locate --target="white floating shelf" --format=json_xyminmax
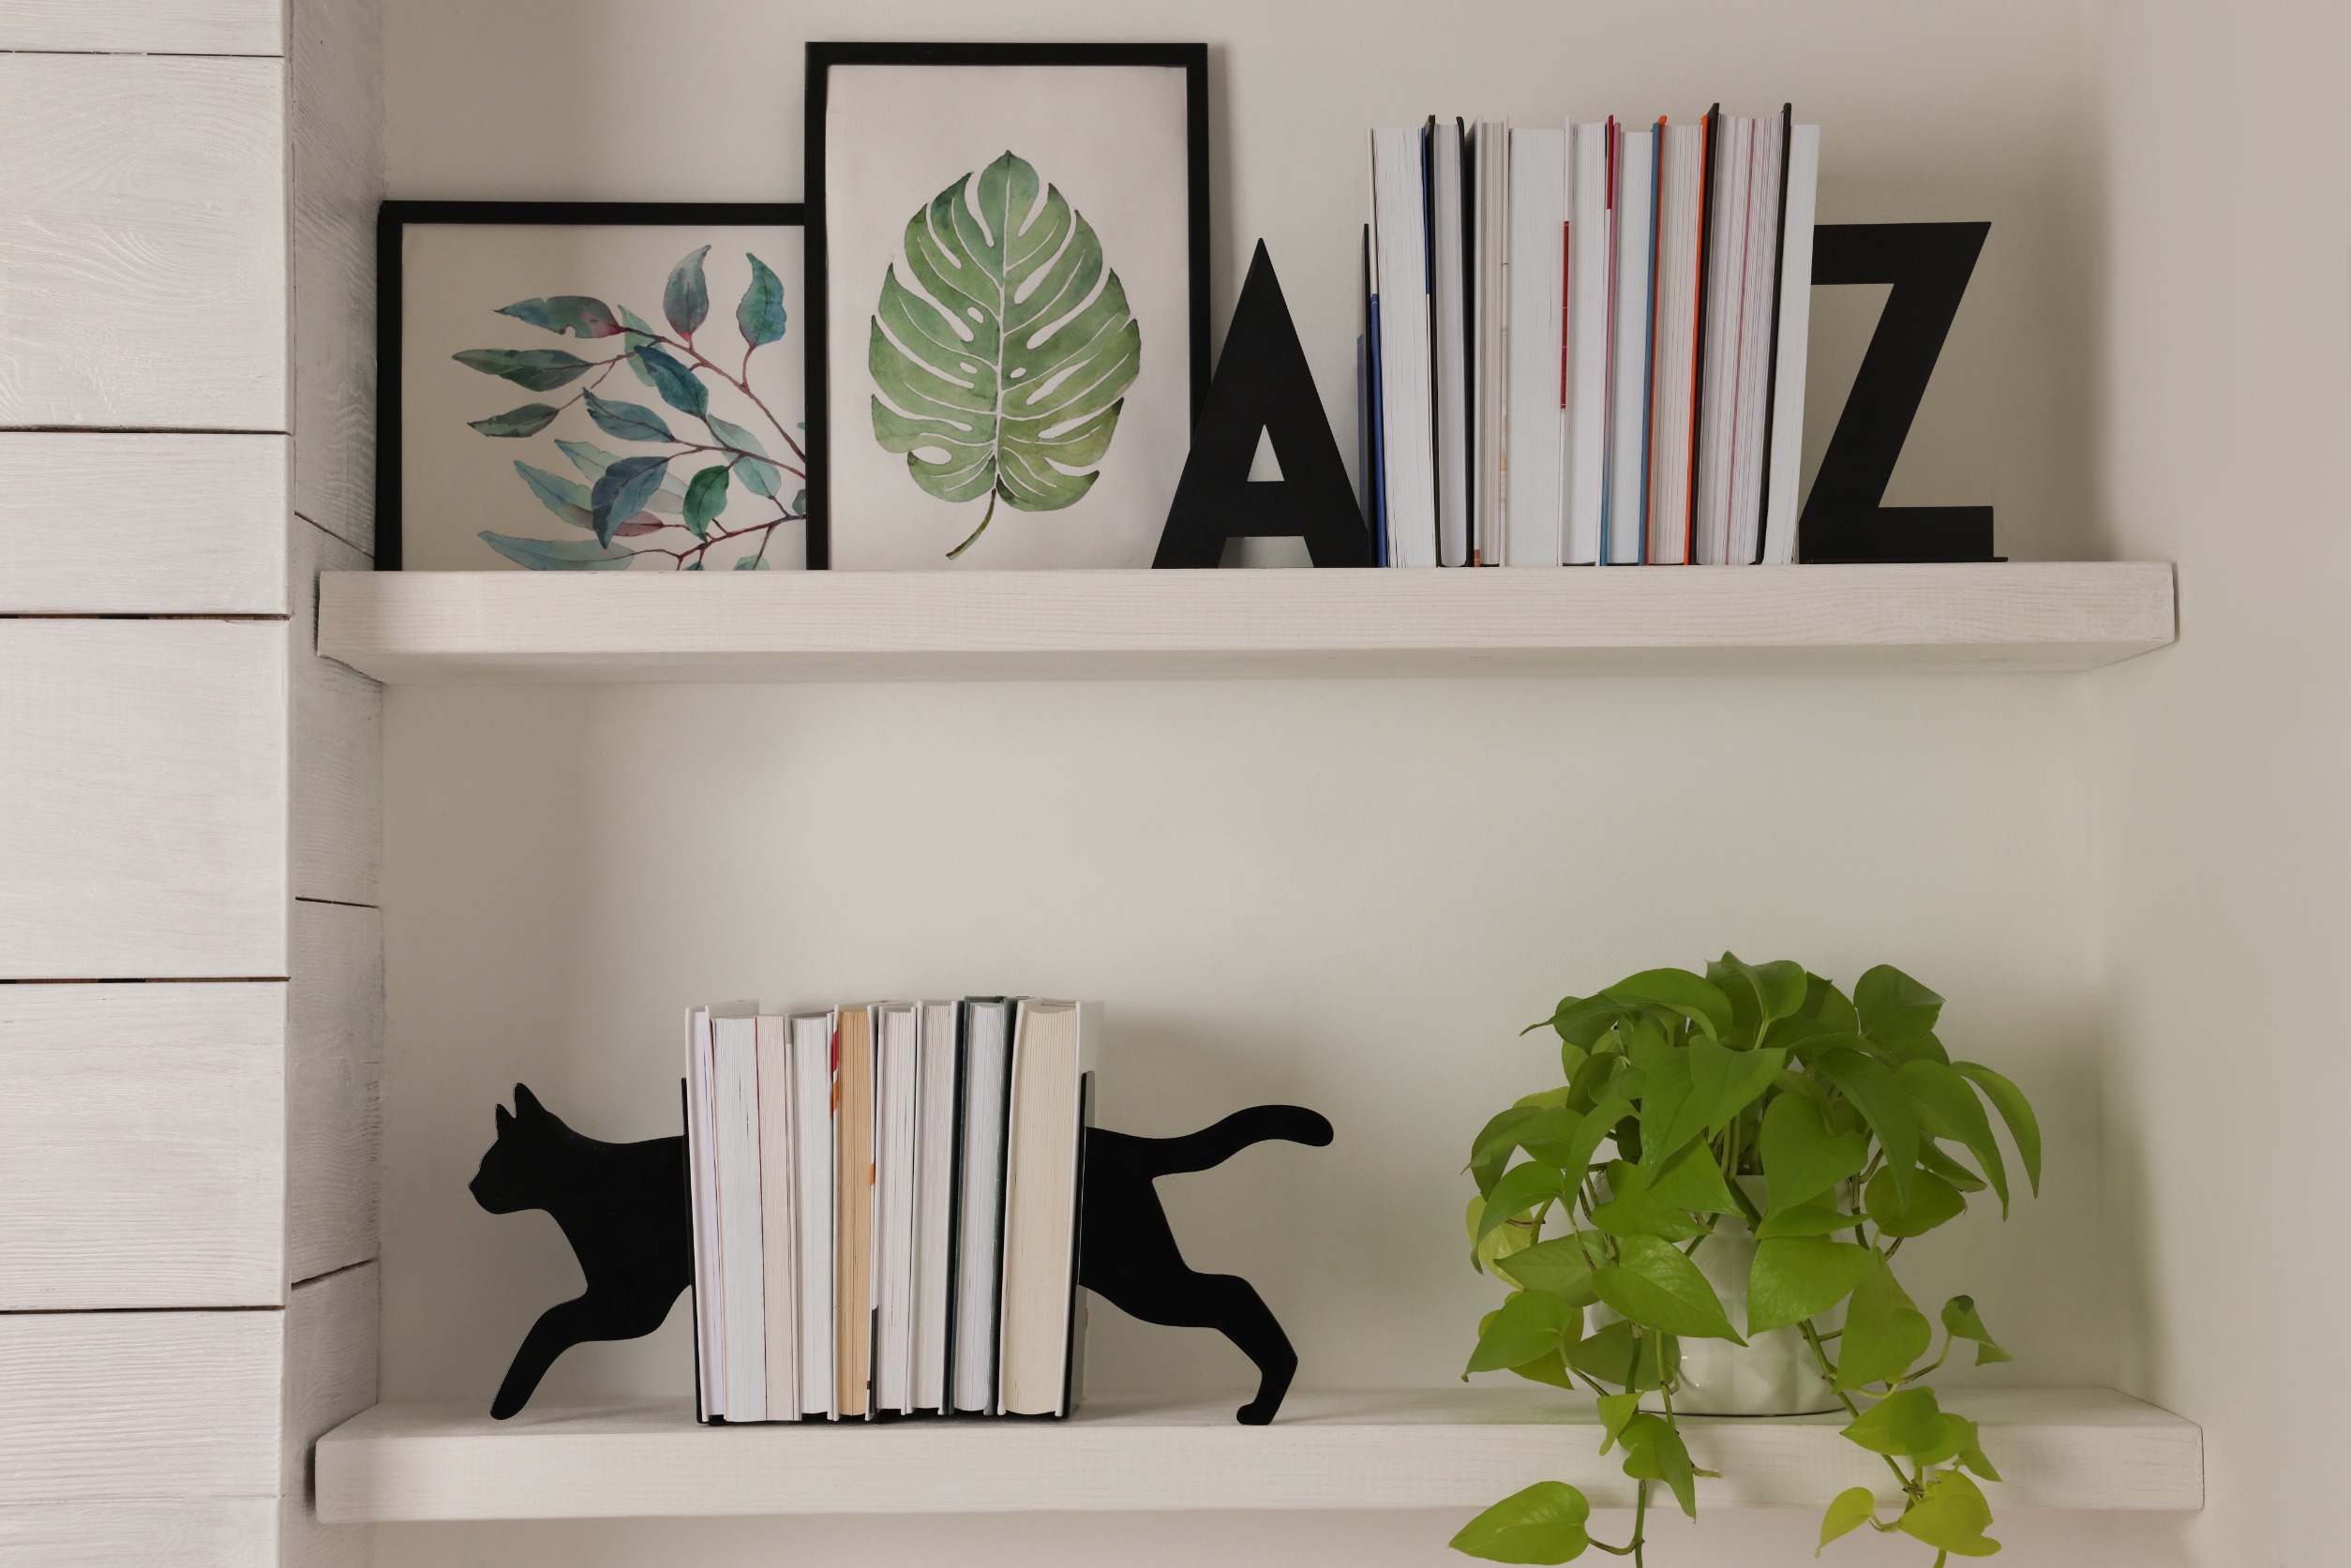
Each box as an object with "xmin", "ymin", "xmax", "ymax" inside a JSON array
[
  {"xmin": 317, "ymin": 563, "xmax": 2175, "ymax": 683},
  {"xmin": 314, "ymin": 1386, "xmax": 2200, "ymax": 1523}
]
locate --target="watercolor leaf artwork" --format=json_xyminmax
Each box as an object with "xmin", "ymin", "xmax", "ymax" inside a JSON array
[
  {"xmin": 455, "ymin": 246, "xmax": 806, "ymax": 570},
  {"xmin": 868, "ymin": 150, "xmax": 1142, "ymax": 558}
]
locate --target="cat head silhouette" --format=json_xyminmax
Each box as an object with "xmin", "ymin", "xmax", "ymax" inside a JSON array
[{"xmin": 470, "ymin": 1083, "xmax": 568, "ymax": 1214}]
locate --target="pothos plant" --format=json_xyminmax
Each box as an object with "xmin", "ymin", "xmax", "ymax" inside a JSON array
[
  {"xmin": 1455, "ymin": 957, "xmax": 2042, "ymax": 1567},
  {"xmin": 455, "ymin": 246, "xmax": 806, "ymax": 570}
]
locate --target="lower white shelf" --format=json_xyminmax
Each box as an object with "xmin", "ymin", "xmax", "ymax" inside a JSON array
[{"xmin": 313, "ymin": 1386, "xmax": 2200, "ymax": 1522}]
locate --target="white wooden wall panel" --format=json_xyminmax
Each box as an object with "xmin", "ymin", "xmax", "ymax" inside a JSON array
[
  {"xmin": 0, "ymin": 983, "xmax": 285, "ymax": 1309},
  {"xmin": 281, "ymin": 1264, "xmax": 377, "ymax": 1568},
  {"xmin": 0, "ymin": 0, "xmax": 283, "ymax": 56},
  {"xmin": 290, "ymin": 0, "xmax": 382, "ymax": 552},
  {"xmin": 0, "ymin": 433, "xmax": 288, "ymax": 615},
  {"xmin": 0, "ymin": 1309, "xmax": 281, "ymax": 1502},
  {"xmin": 0, "ymin": 620, "xmax": 289, "ymax": 978},
  {"xmin": 0, "ymin": 1501, "xmax": 276, "ymax": 1567},
  {"xmin": 293, "ymin": 519, "xmax": 382, "ymax": 905},
  {"xmin": 0, "ymin": 55, "xmax": 287, "ymax": 430},
  {"xmin": 289, "ymin": 903, "xmax": 382, "ymax": 1283}
]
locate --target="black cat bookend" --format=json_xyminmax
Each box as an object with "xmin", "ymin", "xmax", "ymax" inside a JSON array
[{"xmin": 472, "ymin": 1085, "xmax": 1334, "ymax": 1425}]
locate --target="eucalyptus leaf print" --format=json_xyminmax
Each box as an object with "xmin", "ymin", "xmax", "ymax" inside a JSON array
[
  {"xmin": 869, "ymin": 150, "xmax": 1143, "ymax": 559},
  {"xmin": 451, "ymin": 242, "xmax": 807, "ymax": 569}
]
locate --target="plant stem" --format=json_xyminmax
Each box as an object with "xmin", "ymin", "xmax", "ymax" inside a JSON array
[
  {"xmin": 947, "ymin": 491, "xmax": 999, "ymax": 559},
  {"xmin": 1799, "ymin": 1318, "xmax": 1916, "ymax": 1496}
]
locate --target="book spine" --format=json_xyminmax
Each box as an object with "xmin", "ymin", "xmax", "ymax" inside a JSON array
[{"xmin": 1753, "ymin": 102, "xmax": 1796, "ymax": 565}]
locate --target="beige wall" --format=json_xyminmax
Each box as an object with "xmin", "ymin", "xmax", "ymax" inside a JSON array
[{"xmin": 373, "ymin": 0, "xmax": 2252, "ymax": 1563}]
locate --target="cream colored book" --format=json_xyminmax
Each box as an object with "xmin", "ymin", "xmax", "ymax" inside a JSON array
[
  {"xmin": 754, "ymin": 1013, "xmax": 795, "ymax": 1421},
  {"xmin": 833, "ymin": 1004, "xmax": 876, "ymax": 1419},
  {"xmin": 996, "ymin": 999, "xmax": 1100, "ymax": 1417}
]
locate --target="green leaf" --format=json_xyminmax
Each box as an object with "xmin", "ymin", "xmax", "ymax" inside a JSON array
[
  {"xmin": 1817, "ymin": 1487, "xmax": 1877, "ymax": 1553},
  {"xmin": 1636, "ymin": 1049, "xmax": 1707, "ymax": 1172},
  {"xmin": 1603, "ymin": 968, "xmax": 1733, "ymax": 1039},
  {"xmin": 468, "ymin": 402, "xmax": 561, "ymax": 438},
  {"xmin": 1470, "ymin": 1195, "xmax": 1538, "ymax": 1276},
  {"xmin": 452, "ymin": 347, "xmax": 595, "ymax": 391},
  {"xmin": 495, "ymin": 294, "xmax": 624, "ymax": 338},
  {"xmin": 514, "ymin": 462, "xmax": 593, "ymax": 530},
  {"xmin": 707, "ymin": 412, "xmax": 783, "ymax": 497},
  {"xmin": 555, "ymin": 439, "xmax": 621, "ymax": 478},
  {"xmin": 732, "ymin": 553, "xmax": 767, "ymax": 569},
  {"xmin": 1548, "ymin": 993, "xmax": 1635, "ymax": 1050},
  {"xmin": 1689, "ymin": 1037, "xmax": 1785, "ymax": 1137},
  {"xmin": 1954, "ymin": 1062, "xmax": 2042, "ymax": 1197},
  {"xmin": 1493, "ymin": 1236, "xmax": 1601, "ymax": 1307},
  {"xmin": 1505, "ymin": 1346, "xmax": 1580, "ymax": 1390},
  {"xmin": 1755, "ymin": 1198, "xmax": 1862, "ymax": 1239},
  {"xmin": 1592, "ymin": 1159, "xmax": 1707, "ymax": 1242},
  {"xmin": 1760, "ymin": 1093, "xmax": 1869, "ymax": 1212},
  {"xmin": 1643, "ymin": 1140, "xmax": 1742, "ymax": 1217},
  {"xmin": 590, "ymin": 455, "xmax": 669, "ymax": 547},
  {"xmin": 682, "ymin": 465, "xmax": 730, "ymax": 541},
  {"xmin": 636, "ymin": 343, "xmax": 711, "ymax": 418},
  {"xmin": 787, "ymin": 487, "xmax": 807, "ymax": 515},
  {"xmin": 1817, "ymin": 1049, "xmax": 1920, "ymax": 1205},
  {"xmin": 1617, "ymin": 1412, "xmax": 1700, "ymax": 1518},
  {"xmin": 870, "ymin": 150, "xmax": 1141, "ymax": 528},
  {"xmin": 477, "ymin": 530, "xmax": 631, "ymax": 570},
  {"xmin": 1919, "ymin": 1141, "xmax": 1989, "ymax": 1193},
  {"xmin": 1864, "ymin": 1167, "xmax": 1965, "ymax": 1237},
  {"xmin": 1855, "ymin": 964, "xmax": 1943, "ymax": 1049},
  {"xmin": 1940, "ymin": 1294, "xmax": 2014, "ymax": 1366},
  {"xmin": 1467, "ymin": 1290, "xmax": 1580, "ymax": 1374},
  {"xmin": 582, "ymin": 390, "xmax": 676, "ymax": 444},
  {"xmin": 1801, "ymin": 974, "xmax": 1861, "ymax": 1033},
  {"xmin": 1448, "ymin": 1481, "xmax": 1592, "ymax": 1563},
  {"xmin": 1901, "ymin": 1060, "xmax": 2010, "ymax": 1215},
  {"xmin": 1836, "ymin": 1255, "xmax": 1932, "ymax": 1390},
  {"xmin": 1475, "ymin": 1161, "xmax": 1567, "ymax": 1247},
  {"xmin": 1470, "ymin": 1108, "xmax": 1541, "ymax": 1194},
  {"xmin": 1595, "ymin": 1392, "xmax": 1641, "ymax": 1454},
  {"xmin": 1591, "ymin": 1233, "xmax": 1743, "ymax": 1342},
  {"xmin": 1896, "ymin": 1470, "xmax": 2000, "ymax": 1557},
  {"xmin": 1558, "ymin": 1074, "xmax": 1640, "ymax": 1181},
  {"xmin": 738, "ymin": 253, "xmax": 786, "ymax": 348},
  {"xmin": 1840, "ymin": 1386, "xmax": 1945, "ymax": 1456},
  {"xmin": 1745, "ymin": 1236, "xmax": 1878, "ymax": 1333},
  {"xmin": 665, "ymin": 246, "xmax": 712, "ymax": 338},
  {"xmin": 1564, "ymin": 1320, "xmax": 1676, "ymax": 1391}
]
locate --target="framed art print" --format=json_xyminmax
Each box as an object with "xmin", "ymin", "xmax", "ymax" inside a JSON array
[
  {"xmin": 378, "ymin": 202, "xmax": 807, "ymax": 571},
  {"xmin": 807, "ymin": 43, "xmax": 1208, "ymax": 569}
]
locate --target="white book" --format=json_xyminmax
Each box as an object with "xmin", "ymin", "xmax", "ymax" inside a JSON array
[
  {"xmin": 712, "ymin": 1014, "xmax": 767, "ymax": 1422},
  {"xmin": 872, "ymin": 1002, "xmax": 920, "ymax": 1416},
  {"xmin": 1472, "ymin": 118, "xmax": 1510, "ymax": 564},
  {"xmin": 1728, "ymin": 112, "xmax": 1787, "ymax": 566},
  {"xmin": 1646, "ymin": 121, "xmax": 1708, "ymax": 565},
  {"xmin": 1761, "ymin": 122, "xmax": 1820, "ymax": 566},
  {"xmin": 1503, "ymin": 126, "xmax": 1564, "ymax": 566},
  {"xmin": 789, "ymin": 1010, "xmax": 835, "ymax": 1418},
  {"xmin": 684, "ymin": 1007, "xmax": 725, "ymax": 1419},
  {"xmin": 1693, "ymin": 116, "xmax": 1755, "ymax": 565},
  {"xmin": 912, "ymin": 999, "xmax": 961, "ymax": 1413},
  {"xmin": 950, "ymin": 997, "xmax": 1015, "ymax": 1414},
  {"xmin": 996, "ymin": 1000, "xmax": 1101, "ymax": 1417},
  {"xmin": 1429, "ymin": 117, "xmax": 1471, "ymax": 568},
  {"xmin": 1563, "ymin": 121, "xmax": 1610, "ymax": 566},
  {"xmin": 754, "ymin": 1013, "xmax": 795, "ymax": 1421},
  {"xmin": 1605, "ymin": 123, "xmax": 1656, "ymax": 566},
  {"xmin": 1370, "ymin": 127, "xmax": 1438, "ymax": 567}
]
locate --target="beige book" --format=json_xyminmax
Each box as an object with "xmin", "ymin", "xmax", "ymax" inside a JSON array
[
  {"xmin": 833, "ymin": 1004, "xmax": 876, "ymax": 1419},
  {"xmin": 996, "ymin": 999, "xmax": 1096, "ymax": 1416},
  {"xmin": 755, "ymin": 1013, "xmax": 795, "ymax": 1421}
]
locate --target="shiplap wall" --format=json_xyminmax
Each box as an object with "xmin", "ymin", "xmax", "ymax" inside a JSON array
[{"xmin": 0, "ymin": 0, "xmax": 384, "ymax": 1561}]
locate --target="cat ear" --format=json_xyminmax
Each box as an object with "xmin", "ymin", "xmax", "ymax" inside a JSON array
[
  {"xmin": 514, "ymin": 1083, "xmax": 544, "ymax": 1118},
  {"xmin": 495, "ymin": 1103, "xmax": 516, "ymax": 1134}
]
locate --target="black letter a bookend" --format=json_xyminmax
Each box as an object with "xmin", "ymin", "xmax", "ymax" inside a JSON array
[{"xmin": 1154, "ymin": 242, "xmax": 1371, "ymax": 568}]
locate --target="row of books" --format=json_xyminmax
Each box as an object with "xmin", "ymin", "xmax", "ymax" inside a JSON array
[
  {"xmin": 682, "ymin": 998, "xmax": 1098, "ymax": 1423},
  {"xmin": 1360, "ymin": 107, "xmax": 1821, "ymax": 568}
]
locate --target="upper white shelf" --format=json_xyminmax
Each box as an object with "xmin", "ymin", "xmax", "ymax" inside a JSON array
[
  {"xmin": 313, "ymin": 1386, "xmax": 2199, "ymax": 1523},
  {"xmin": 316, "ymin": 562, "xmax": 2176, "ymax": 683}
]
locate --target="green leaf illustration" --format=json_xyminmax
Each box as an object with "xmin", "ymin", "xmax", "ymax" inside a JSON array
[
  {"xmin": 666, "ymin": 246, "xmax": 711, "ymax": 338},
  {"xmin": 496, "ymin": 295, "xmax": 624, "ymax": 338},
  {"xmin": 590, "ymin": 455, "xmax": 669, "ymax": 547},
  {"xmin": 733, "ymin": 554, "xmax": 768, "ymax": 569},
  {"xmin": 558, "ymin": 439, "xmax": 685, "ymax": 513},
  {"xmin": 706, "ymin": 412, "xmax": 781, "ymax": 497},
  {"xmin": 868, "ymin": 149, "xmax": 1141, "ymax": 557},
  {"xmin": 617, "ymin": 304, "xmax": 660, "ymax": 384},
  {"xmin": 583, "ymin": 390, "xmax": 677, "ymax": 444},
  {"xmin": 636, "ymin": 343, "xmax": 710, "ymax": 418},
  {"xmin": 683, "ymin": 465, "xmax": 729, "ymax": 540},
  {"xmin": 478, "ymin": 531, "xmax": 631, "ymax": 570},
  {"xmin": 514, "ymin": 462, "xmax": 592, "ymax": 530},
  {"xmin": 469, "ymin": 402, "xmax": 561, "ymax": 438},
  {"xmin": 738, "ymin": 254, "xmax": 786, "ymax": 348},
  {"xmin": 453, "ymin": 348, "xmax": 595, "ymax": 391}
]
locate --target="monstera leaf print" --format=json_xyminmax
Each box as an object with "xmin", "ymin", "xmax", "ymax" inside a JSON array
[{"xmin": 869, "ymin": 150, "xmax": 1143, "ymax": 558}]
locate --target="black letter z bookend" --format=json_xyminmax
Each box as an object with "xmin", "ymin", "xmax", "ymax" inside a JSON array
[{"xmin": 1154, "ymin": 242, "xmax": 1371, "ymax": 567}]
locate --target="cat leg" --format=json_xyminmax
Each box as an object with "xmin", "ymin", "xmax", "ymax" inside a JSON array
[
  {"xmin": 490, "ymin": 1295, "xmax": 601, "ymax": 1419},
  {"xmin": 1096, "ymin": 1270, "xmax": 1298, "ymax": 1426}
]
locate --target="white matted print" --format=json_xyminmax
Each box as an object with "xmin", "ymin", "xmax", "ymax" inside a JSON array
[
  {"xmin": 395, "ymin": 217, "xmax": 806, "ymax": 571},
  {"xmin": 820, "ymin": 60, "xmax": 1198, "ymax": 569}
]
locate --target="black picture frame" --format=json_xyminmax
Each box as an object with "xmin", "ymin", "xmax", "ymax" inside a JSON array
[
  {"xmin": 803, "ymin": 41, "xmax": 1211, "ymax": 570},
  {"xmin": 374, "ymin": 200, "xmax": 805, "ymax": 571}
]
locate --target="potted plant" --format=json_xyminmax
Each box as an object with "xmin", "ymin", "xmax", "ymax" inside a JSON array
[{"xmin": 1454, "ymin": 956, "xmax": 2041, "ymax": 1566}]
